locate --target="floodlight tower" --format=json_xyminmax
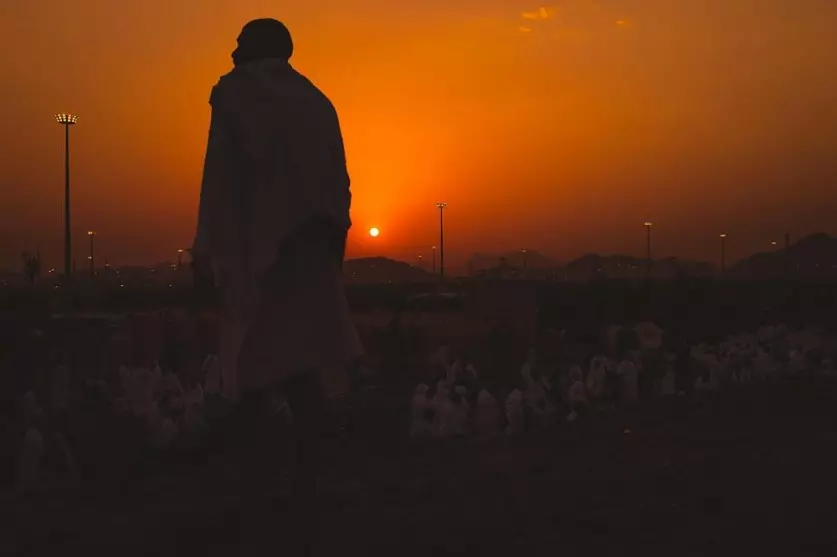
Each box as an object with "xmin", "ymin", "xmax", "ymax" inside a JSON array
[{"xmin": 55, "ymin": 113, "xmax": 79, "ymax": 278}]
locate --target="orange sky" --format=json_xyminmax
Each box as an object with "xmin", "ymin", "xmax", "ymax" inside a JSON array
[{"xmin": 2, "ymin": 0, "xmax": 837, "ymax": 271}]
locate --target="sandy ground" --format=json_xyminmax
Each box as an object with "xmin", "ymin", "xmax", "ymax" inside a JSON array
[{"xmin": 8, "ymin": 379, "xmax": 837, "ymax": 556}]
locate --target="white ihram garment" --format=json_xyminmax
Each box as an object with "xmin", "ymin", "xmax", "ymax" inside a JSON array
[
  {"xmin": 193, "ymin": 59, "xmax": 360, "ymax": 401},
  {"xmin": 18, "ymin": 427, "xmax": 45, "ymax": 492},
  {"xmin": 660, "ymin": 370, "xmax": 676, "ymax": 396},
  {"xmin": 410, "ymin": 384, "xmax": 433, "ymax": 438},
  {"xmin": 475, "ymin": 388, "xmax": 500, "ymax": 437},
  {"xmin": 202, "ymin": 354, "xmax": 222, "ymax": 396},
  {"xmin": 568, "ymin": 380, "xmax": 587, "ymax": 406},
  {"xmin": 505, "ymin": 389, "xmax": 524, "ymax": 435},
  {"xmin": 587, "ymin": 356, "xmax": 609, "ymax": 399},
  {"xmin": 618, "ymin": 360, "xmax": 639, "ymax": 403}
]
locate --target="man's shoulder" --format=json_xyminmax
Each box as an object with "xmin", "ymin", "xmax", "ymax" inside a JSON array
[
  {"xmin": 209, "ymin": 68, "xmax": 247, "ymax": 104},
  {"xmin": 215, "ymin": 66, "xmax": 248, "ymax": 86},
  {"xmin": 292, "ymin": 69, "xmax": 337, "ymax": 110}
]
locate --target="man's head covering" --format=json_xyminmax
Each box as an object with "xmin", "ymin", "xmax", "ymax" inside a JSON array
[{"xmin": 232, "ymin": 18, "xmax": 294, "ymax": 67}]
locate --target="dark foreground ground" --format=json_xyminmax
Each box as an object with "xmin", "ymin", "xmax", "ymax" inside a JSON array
[{"xmin": 8, "ymin": 379, "xmax": 837, "ymax": 556}]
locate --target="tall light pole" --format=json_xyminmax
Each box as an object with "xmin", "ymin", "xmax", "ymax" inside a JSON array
[
  {"xmin": 431, "ymin": 245, "xmax": 437, "ymax": 274},
  {"xmin": 177, "ymin": 248, "xmax": 184, "ymax": 269},
  {"xmin": 436, "ymin": 202, "xmax": 447, "ymax": 280},
  {"xmin": 521, "ymin": 249, "xmax": 529, "ymax": 272},
  {"xmin": 643, "ymin": 222, "xmax": 653, "ymax": 278},
  {"xmin": 55, "ymin": 113, "xmax": 79, "ymax": 279},
  {"xmin": 720, "ymin": 233, "xmax": 727, "ymax": 274},
  {"xmin": 87, "ymin": 230, "xmax": 95, "ymax": 278}
]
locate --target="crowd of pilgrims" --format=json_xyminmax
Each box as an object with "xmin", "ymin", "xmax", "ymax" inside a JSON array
[
  {"xmin": 410, "ymin": 322, "xmax": 836, "ymax": 439},
  {"xmin": 6, "ymin": 310, "xmax": 836, "ymax": 495}
]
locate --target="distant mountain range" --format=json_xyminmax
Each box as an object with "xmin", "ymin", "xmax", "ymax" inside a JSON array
[
  {"xmin": 562, "ymin": 253, "xmax": 716, "ymax": 279},
  {"xmin": 345, "ymin": 233, "xmax": 837, "ymax": 282},
  {"xmin": 731, "ymin": 233, "xmax": 837, "ymax": 277},
  {"xmin": 6, "ymin": 234, "xmax": 835, "ymax": 286},
  {"xmin": 343, "ymin": 256, "xmax": 435, "ymax": 283},
  {"xmin": 467, "ymin": 250, "xmax": 556, "ymax": 274}
]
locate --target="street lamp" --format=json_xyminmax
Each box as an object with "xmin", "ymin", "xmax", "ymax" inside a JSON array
[
  {"xmin": 55, "ymin": 113, "xmax": 79, "ymax": 279},
  {"xmin": 177, "ymin": 248, "xmax": 184, "ymax": 269},
  {"xmin": 87, "ymin": 230, "xmax": 95, "ymax": 278},
  {"xmin": 643, "ymin": 222, "xmax": 653, "ymax": 278},
  {"xmin": 436, "ymin": 202, "xmax": 447, "ymax": 280},
  {"xmin": 521, "ymin": 249, "xmax": 529, "ymax": 271},
  {"xmin": 432, "ymin": 245, "xmax": 437, "ymax": 274},
  {"xmin": 720, "ymin": 234, "xmax": 727, "ymax": 274}
]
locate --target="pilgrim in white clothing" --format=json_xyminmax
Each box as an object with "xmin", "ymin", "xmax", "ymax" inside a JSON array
[
  {"xmin": 505, "ymin": 389, "xmax": 525, "ymax": 435},
  {"xmin": 193, "ymin": 19, "xmax": 361, "ymax": 402},
  {"xmin": 586, "ymin": 356, "xmax": 609, "ymax": 400},
  {"xmin": 410, "ymin": 384, "xmax": 434, "ymax": 439},
  {"xmin": 193, "ymin": 23, "xmax": 362, "ymax": 548},
  {"xmin": 475, "ymin": 388, "xmax": 500, "ymax": 437},
  {"xmin": 617, "ymin": 359, "xmax": 639, "ymax": 403}
]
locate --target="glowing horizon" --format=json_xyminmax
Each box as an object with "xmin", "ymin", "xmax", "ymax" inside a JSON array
[{"xmin": 2, "ymin": 0, "xmax": 837, "ymax": 270}]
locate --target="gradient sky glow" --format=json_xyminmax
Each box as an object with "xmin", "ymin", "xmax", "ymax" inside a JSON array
[{"xmin": 2, "ymin": 0, "xmax": 837, "ymax": 269}]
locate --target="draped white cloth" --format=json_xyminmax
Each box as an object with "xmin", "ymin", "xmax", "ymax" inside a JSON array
[
  {"xmin": 193, "ymin": 59, "xmax": 359, "ymax": 401},
  {"xmin": 520, "ymin": 361, "xmax": 535, "ymax": 385},
  {"xmin": 587, "ymin": 356, "xmax": 609, "ymax": 399},
  {"xmin": 449, "ymin": 360, "xmax": 477, "ymax": 384},
  {"xmin": 151, "ymin": 418, "xmax": 180, "ymax": 449},
  {"xmin": 604, "ymin": 325, "xmax": 622, "ymax": 353},
  {"xmin": 181, "ymin": 384, "xmax": 206, "ymax": 434},
  {"xmin": 18, "ymin": 427, "xmax": 45, "ymax": 492},
  {"xmin": 475, "ymin": 388, "xmax": 500, "ymax": 437},
  {"xmin": 161, "ymin": 372, "xmax": 184, "ymax": 398},
  {"xmin": 568, "ymin": 383, "xmax": 587, "ymax": 409},
  {"xmin": 505, "ymin": 389, "xmax": 524, "ymax": 435},
  {"xmin": 433, "ymin": 385, "xmax": 468, "ymax": 438},
  {"xmin": 617, "ymin": 360, "xmax": 639, "ymax": 403},
  {"xmin": 660, "ymin": 368, "xmax": 677, "ymax": 396},
  {"xmin": 410, "ymin": 384, "xmax": 434, "ymax": 438},
  {"xmin": 22, "ymin": 391, "xmax": 41, "ymax": 423},
  {"xmin": 50, "ymin": 365, "xmax": 70, "ymax": 413},
  {"xmin": 433, "ymin": 345, "xmax": 453, "ymax": 372},
  {"xmin": 129, "ymin": 367, "xmax": 158, "ymax": 422},
  {"xmin": 449, "ymin": 386, "xmax": 471, "ymax": 436},
  {"xmin": 635, "ymin": 321, "xmax": 663, "ymax": 350},
  {"xmin": 202, "ymin": 354, "xmax": 223, "ymax": 396},
  {"xmin": 788, "ymin": 350, "xmax": 806, "ymax": 376}
]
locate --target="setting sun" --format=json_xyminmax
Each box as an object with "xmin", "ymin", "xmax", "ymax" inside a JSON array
[
  {"xmin": 1, "ymin": 1, "xmax": 837, "ymax": 269},
  {"xmin": 369, "ymin": 227, "xmax": 380, "ymax": 238}
]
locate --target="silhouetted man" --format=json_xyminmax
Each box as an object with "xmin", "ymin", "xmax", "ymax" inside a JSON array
[{"xmin": 192, "ymin": 18, "xmax": 362, "ymax": 551}]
